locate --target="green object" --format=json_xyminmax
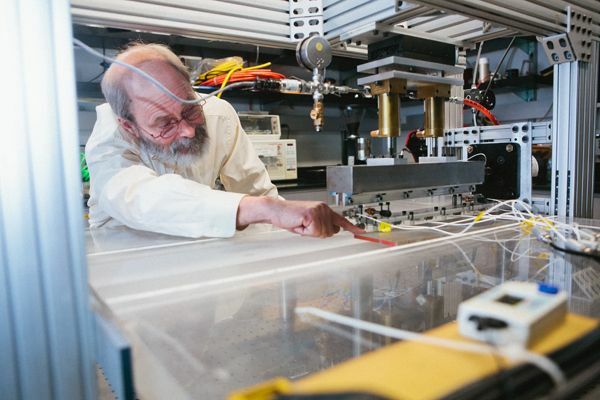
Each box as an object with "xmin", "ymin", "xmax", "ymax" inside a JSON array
[{"xmin": 80, "ymin": 152, "xmax": 90, "ymax": 182}]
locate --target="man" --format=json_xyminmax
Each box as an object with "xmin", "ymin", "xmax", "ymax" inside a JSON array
[{"xmin": 86, "ymin": 42, "xmax": 361, "ymax": 238}]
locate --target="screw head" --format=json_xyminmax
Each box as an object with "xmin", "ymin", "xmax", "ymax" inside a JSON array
[
  {"xmin": 467, "ymin": 145, "xmax": 474, "ymax": 154},
  {"xmin": 506, "ymin": 144, "xmax": 514, "ymax": 152}
]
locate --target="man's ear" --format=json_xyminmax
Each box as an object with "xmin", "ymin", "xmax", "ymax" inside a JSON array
[{"xmin": 117, "ymin": 117, "xmax": 138, "ymax": 138}]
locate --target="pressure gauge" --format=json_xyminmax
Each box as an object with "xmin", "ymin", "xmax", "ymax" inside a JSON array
[{"xmin": 296, "ymin": 35, "xmax": 332, "ymax": 71}]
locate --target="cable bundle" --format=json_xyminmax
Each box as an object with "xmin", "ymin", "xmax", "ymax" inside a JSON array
[
  {"xmin": 355, "ymin": 198, "xmax": 600, "ymax": 263},
  {"xmin": 196, "ymin": 60, "xmax": 285, "ymax": 98},
  {"xmin": 199, "ymin": 68, "xmax": 285, "ymax": 87},
  {"xmin": 195, "ymin": 58, "xmax": 243, "ymax": 83}
]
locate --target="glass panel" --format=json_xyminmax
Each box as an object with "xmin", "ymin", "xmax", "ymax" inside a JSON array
[{"xmin": 88, "ymin": 220, "xmax": 600, "ymax": 399}]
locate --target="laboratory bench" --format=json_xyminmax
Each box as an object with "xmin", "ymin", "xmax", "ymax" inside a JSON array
[{"xmin": 86, "ymin": 216, "xmax": 600, "ymax": 399}]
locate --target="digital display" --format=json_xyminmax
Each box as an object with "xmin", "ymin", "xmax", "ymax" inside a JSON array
[{"xmin": 496, "ymin": 294, "xmax": 523, "ymax": 305}]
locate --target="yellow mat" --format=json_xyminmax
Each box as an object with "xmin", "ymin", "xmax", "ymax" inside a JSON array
[{"xmin": 230, "ymin": 313, "xmax": 598, "ymax": 400}]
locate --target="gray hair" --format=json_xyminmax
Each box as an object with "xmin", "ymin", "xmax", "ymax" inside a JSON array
[{"xmin": 101, "ymin": 42, "xmax": 190, "ymax": 121}]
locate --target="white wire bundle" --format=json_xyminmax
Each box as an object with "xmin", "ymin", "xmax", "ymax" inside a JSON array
[
  {"xmin": 357, "ymin": 199, "xmax": 600, "ymax": 252},
  {"xmin": 355, "ymin": 198, "xmax": 600, "ymax": 284},
  {"xmin": 294, "ymin": 201, "xmax": 592, "ymax": 390},
  {"xmin": 296, "ymin": 306, "xmax": 566, "ymax": 388}
]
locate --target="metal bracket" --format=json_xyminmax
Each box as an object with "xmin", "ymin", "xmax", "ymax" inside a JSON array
[
  {"xmin": 542, "ymin": 5, "xmax": 596, "ymax": 65},
  {"xmin": 565, "ymin": 5, "xmax": 596, "ymax": 62},
  {"xmin": 542, "ymin": 33, "xmax": 578, "ymax": 65},
  {"xmin": 289, "ymin": 0, "xmax": 324, "ymax": 41}
]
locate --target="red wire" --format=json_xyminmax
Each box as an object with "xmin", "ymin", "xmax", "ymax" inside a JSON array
[
  {"xmin": 405, "ymin": 129, "xmax": 418, "ymax": 147},
  {"xmin": 200, "ymin": 70, "xmax": 286, "ymax": 86},
  {"xmin": 464, "ymin": 98, "xmax": 499, "ymax": 125}
]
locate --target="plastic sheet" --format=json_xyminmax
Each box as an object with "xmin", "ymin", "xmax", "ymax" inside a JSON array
[{"xmin": 87, "ymin": 221, "xmax": 600, "ymax": 399}]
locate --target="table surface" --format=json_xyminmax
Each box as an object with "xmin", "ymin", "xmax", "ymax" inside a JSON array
[{"xmin": 86, "ymin": 219, "xmax": 600, "ymax": 400}]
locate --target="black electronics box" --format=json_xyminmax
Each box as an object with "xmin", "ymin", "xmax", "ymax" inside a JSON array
[{"xmin": 368, "ymin": 35, "xmax": 456, "ymax": 65}]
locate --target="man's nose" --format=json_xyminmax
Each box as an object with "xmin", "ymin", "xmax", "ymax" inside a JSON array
[{"xmin": 179, "ymin": 120, "xmax": 196, "ymax": 138}]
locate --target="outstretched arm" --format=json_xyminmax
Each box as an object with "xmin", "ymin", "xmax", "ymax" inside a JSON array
[{"xmin": 237, "ymin": 196, "xmax": 364, "ymax": 238}]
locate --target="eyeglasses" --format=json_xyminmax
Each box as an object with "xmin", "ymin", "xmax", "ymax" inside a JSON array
[{"xmin": 140, "ymin": 105, "xmax": 204, "ymax": 139}]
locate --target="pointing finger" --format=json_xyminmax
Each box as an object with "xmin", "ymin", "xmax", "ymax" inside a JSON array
[{"xmin": 333, "ymin": 213, "xmax": 366, "ymax": 234}]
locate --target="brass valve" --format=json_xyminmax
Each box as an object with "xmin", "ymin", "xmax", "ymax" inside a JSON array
[{"xmin": 310, "ymin": 100, "xmax": 324, "ymax": 132}]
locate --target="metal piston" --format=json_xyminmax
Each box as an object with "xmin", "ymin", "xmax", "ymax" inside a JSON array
[
  {"xmin": 377, "ymin": 92, "xmax": 400, "ymax": 137},
  {"xmin": 370, "ymin": 79, "xmax": 406, "ymax": 139},
  {"xmin": 424, "ymin": 96, "xmax": 445, "ymax": 138}
]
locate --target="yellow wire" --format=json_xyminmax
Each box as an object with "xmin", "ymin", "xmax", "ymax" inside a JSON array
[
  {"xmin": 196, "ymin": 60, "xmax": 241, "ymax": 82},
  {"xmin": 217, "ymin": 65, "xmax": 242, "ymax": 98},
  {"xmin": 244, "ymin": 62, "xmax": 271, "ymax": 71},
  {"xmin": 216, "ymin": 62, "xmax": 273, "ymax": 98},
  {"xmin": 195, "ymin": 60, "xmax": 272, "ymax": 84}
]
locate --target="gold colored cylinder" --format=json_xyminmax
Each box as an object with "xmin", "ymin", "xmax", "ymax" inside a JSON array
[
  {"xmin": 424, "ymin": 96, "xmax": 445, "ymax": 138},
  {"xmin": 376, "ymin": 93, "xmax": 400, "ymax": 137}
]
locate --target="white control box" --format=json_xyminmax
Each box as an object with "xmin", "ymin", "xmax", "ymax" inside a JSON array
[
  {"xmin": 457, "ymin": 281, "xmax": 567, "ymax": 346},
  {"xmin": 238, "ymin": 113, "xmax": 281, "ymax": 140},
  {"xmin": 250, "ymin": 139, "xmax": 297, "ymax": 181}
]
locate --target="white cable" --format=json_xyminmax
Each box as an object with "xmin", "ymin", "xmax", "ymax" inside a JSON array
[
  {"xmin": 526, "ymin": 261, "xmax": 552, "ymax": 282},
  {"xmin": 296, "ymin": 307, "xmax": 566, "ymax": 388},
  {"xmin": 456, "ymin": 200, "xmax": 520, "ymax": 234},
  {"xmin": 360, "ymin": 209, "xmax": 540, "ymax": 264},
  {"xmin": 501, "ymin": 345, "xmax": 566, "ymax": 387},
  {"xmin": 491, "ymin": 232, "xmax": 542, "ymax": 262},
  {"xmin": 357, "ymin": 197, "xmax": 596, "ymax": 260},
  {"xmin": 297, "ymin": 306, "xmax": 494, "ymax": 353},
  {"xmin": 358, "ymin": 213, "xmax": 462, "ymax": 237},
  {"xmin": 467, "ymin": 153, "xmax": 487, "ymax": 164},
  {"xmin": 450, "ymin": 241, "xmax": 496, "ymax": 286},
  {"xmin": 73, "ymin": 38, "xmax": 254, "ymax": 105},
  {"xmin": 472, "ymin": 40, "xmax": 485, "ymax": 88}
]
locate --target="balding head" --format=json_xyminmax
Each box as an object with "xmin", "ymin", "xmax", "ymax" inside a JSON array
[{"xmin": 101, "ymin": 42, "xmax": 190, "ymax": 121}]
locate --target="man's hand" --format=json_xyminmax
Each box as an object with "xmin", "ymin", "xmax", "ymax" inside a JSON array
[{"xmin": 237, "ymin": 196, "xmax": 364, "ymax": 238}]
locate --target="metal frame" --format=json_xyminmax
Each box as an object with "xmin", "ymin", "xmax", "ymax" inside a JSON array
[
  {"xmin": 327, "ymin": 162, "xmax": 484, "ymax": 206},
  {"xmin": 328, "ymin": 1, "xmax": 599, "ymax": 57},
  {"xmin": 444, "ymin": 121, "xmax": 553, "ymax": 208},
  {"xmin": 409, "ymin": 0, "xmax": 600, "ymax": 39},
  {"xmin": 289, "ymin": 0, "xmax": 324, "ymax": 40},
  {"xmin": 71, "ymin": 0, "xmax": 292, "ymax": 49},
  {"xmin": 326, "ymin": 1, "xmax": 598, "ymax": 217},
  {"xmin": 1, "ymin": 0, "xmax": 96, "ymax": 398},
  {"xmin": 70, "ymin": 1, "xmax": 600, "ymax": 58},
  {"xmin": 357, "ymin": 69, "xmax": 463, "ymax": 88},
  {"xmin": 357, "ymin": 56, "xmax": 464, "ymax": 75},
  {"xmin": 323, "ymin": 0, "xmax": 400, "ymax": 42},
  {"xmin": 551, "ymin": 41, "xmax": 599, "ymax": 218},
  {"xmin": 94, "ymin": 313, "xmax": 134, "ymax": 400}
]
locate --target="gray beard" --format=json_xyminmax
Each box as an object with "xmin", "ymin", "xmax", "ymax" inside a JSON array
[{"xmin": 136, "ymin": 123, "xmax": 208, "ymax": 167}]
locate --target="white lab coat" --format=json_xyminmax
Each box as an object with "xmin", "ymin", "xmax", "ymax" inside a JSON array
[{"xmin": 85, "ymin": 96, "xmax": 278, "ymax": 238}]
